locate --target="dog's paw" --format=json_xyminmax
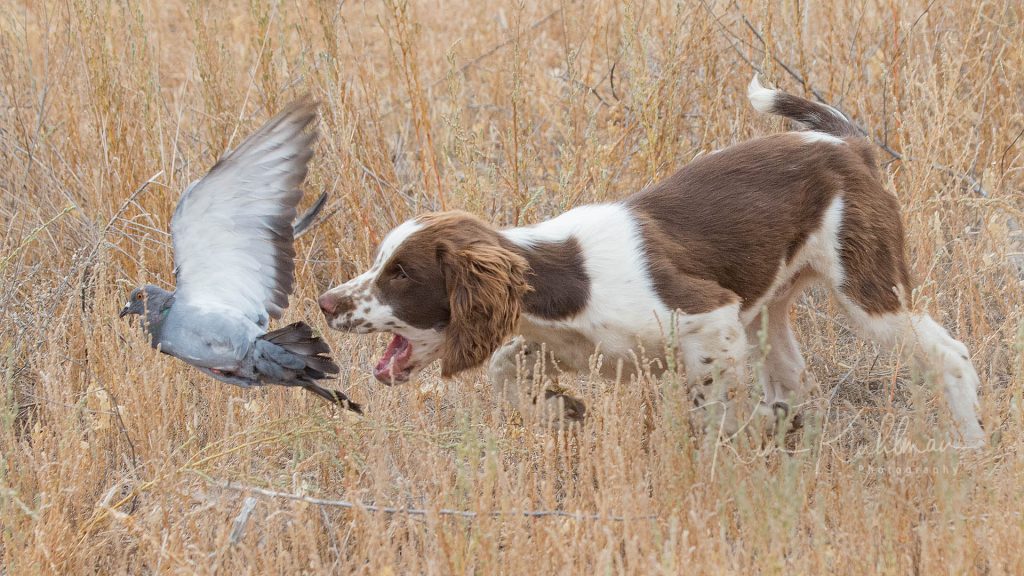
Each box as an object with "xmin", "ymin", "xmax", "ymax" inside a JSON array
[
  {"xmin": 751, "ymin": 400, "xmax": 805, "ymax": 445},
  {"xmin": 545, "ymin": 389, "xmax": 587, "ymax": 420},
  {"xmin": 535, "ymin": 388, "xmax": 586, "ymax": 428},
  {"xmin": 766, "ymin": 400, "xmax": 804, "ymax": 431}
]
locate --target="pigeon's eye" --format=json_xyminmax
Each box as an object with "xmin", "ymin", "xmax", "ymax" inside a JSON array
[{"xmin": 136, "ymin": 292, "xmax": 144, "ymax": 301}]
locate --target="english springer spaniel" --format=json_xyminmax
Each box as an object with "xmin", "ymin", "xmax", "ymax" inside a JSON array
[{"xmin": 319, "ymin": 77, "xmax": 984, "ymax": 446}]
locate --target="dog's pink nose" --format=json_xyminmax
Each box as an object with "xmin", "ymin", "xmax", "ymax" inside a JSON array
[{"xmin": 318, "ymin": 292, "xmax": 354, "ymax": 317}]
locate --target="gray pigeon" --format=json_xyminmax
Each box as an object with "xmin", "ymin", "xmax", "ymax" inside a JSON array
[{"xmin": 119, "ymin": 97, "xmax": 361, "ymax": 414}]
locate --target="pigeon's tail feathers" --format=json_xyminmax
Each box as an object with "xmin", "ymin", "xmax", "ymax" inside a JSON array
[
  {"xmin": 262, "ymin": 322, "xmax": 331, "ymax": 356},
  {"xmin": 293, "ymin": 192, "xmax": 328, "ymax": 238},
  {"xmin": 255, "ymin": 322, "xmax": 359, "ymax": 413},
  {"xmin": 259, "ymin": 321, "xmax": 341, "ymax": 378}
]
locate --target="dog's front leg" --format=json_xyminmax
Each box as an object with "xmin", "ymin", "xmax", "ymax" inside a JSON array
[
  {"xmin": 487, "ymin": 336, "xmax": 585, "ymax": 427},
  {"xmin": 676, "ymin": 304, "xmax": 750, "ymax": 437}
]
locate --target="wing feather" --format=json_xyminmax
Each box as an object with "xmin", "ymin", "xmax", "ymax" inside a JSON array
[{"xmin": 171, "ymin": 97, "xmax": 319, "ymax": 322}]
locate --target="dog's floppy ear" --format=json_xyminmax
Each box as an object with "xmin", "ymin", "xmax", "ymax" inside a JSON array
[{"xmin": 437, "ymin": 240, "xmax": 530, "ymax": 376}]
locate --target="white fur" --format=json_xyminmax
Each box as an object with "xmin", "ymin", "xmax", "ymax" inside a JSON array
[
  {"xmin": 835, "ymin": 299, "xmax": 983, "ymax": 447},
  {"xmin": 504, "ymin": 203, "xmax": 674, "ymax": 365},
  {"xmin": 798, "ymin": 131, "xmax": 846, "ymax": 145},
  {"xmin": 747, "ymin": 75, "xmax": 777, "ymax": 114},
  {"xmin": 821, "ymin": 102, "xmax": 849, "ymax": 122},
  {"xmin": 372, "ymin": 220, "xmax": 423, "ymax": 271}
]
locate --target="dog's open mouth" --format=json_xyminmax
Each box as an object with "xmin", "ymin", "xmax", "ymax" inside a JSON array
[{"xmin": 373, "ymin": 334, "xmax": 413, "ymax": 384}]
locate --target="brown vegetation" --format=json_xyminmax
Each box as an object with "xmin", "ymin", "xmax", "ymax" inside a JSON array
[{"xmin": 1, "ymin": 0, "xmax": 1022, "ymax": 573}]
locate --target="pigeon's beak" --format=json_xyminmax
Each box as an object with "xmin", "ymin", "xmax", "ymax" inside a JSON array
[{"xmin": 118, "ymin": 305, "xmax": 130, "ymax": 318}]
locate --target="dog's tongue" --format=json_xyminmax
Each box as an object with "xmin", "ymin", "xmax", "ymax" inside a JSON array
[{"xmin": 373, "ymin": 334, "xmax": 413, "ymax": 383}]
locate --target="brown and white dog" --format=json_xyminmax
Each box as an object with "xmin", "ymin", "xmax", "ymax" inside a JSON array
[{"xmin": 319, "ymin": 77, "xmax": 984, "ymax": 446}]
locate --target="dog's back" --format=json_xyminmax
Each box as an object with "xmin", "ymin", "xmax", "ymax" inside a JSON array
[{"xmin": 627, "ymin": 78, "xmax": 903, "ymax": 314}]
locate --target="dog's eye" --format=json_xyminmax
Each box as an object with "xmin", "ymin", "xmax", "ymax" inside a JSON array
[{"xmin": 393, "ymin": 265, "xmax": 409, "ymax": 281}]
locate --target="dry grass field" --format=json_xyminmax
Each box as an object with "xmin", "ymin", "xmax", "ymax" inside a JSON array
[{"xmin": 2, "ymin": 0, "xmax": 1023, "ymax": 573}]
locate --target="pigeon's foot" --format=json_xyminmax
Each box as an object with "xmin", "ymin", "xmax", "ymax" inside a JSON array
[{"xmin": 303, "ymin": 383, "xmax": 363, "ymax": 414}]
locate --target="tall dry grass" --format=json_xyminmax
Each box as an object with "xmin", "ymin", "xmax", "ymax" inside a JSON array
[{"xmin": 1, "ymin": 0, "xmax": 1023, "ymax": 573}]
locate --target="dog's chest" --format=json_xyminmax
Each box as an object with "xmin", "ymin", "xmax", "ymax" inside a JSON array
[{"xmin": 519, "ymin": 310, "xmax": 671, "ymax": 372}]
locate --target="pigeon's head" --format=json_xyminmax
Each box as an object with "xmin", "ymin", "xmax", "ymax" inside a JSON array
[{"xmin": 119, "ymin": 285, "xmax": 174, "ymax": 326}]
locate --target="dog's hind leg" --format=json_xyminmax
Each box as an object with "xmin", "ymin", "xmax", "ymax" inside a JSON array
[
  {"xmin": 826, "ymin": 184, "xmax": 984, "ymax": 447},
  {"xmin": 833, "ymin": 295, "xmax": 984, "ymax": 448}
]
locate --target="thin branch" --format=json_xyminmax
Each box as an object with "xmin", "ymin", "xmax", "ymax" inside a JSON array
[
  {"xmin": 1001, "ymin": 124, "xmax": 1024, "ymax": 176},
  {"xmin": 229, "ymin": 496, "xmax": 258, "ymax": 545},
  {"xmin": 81, "ymin": 172, "xmax": 164, "ymax": 274},
  {"xmin": 211, "ymin": 480, "xmax": 655, "ymax": 522},
  {"xmin": 379, "ymin": 8, "xmax": 560, "ymax": 118},
  {"xmin": 34, "ymin": 171, "xmax": 163, "ymax": 340},
  {"xmin": 707, "ymin": 2, "xmax": 999, "ymax": 200},
  {"xmin": 114, "ymin": 215, "xmax": 171, "ymax": 237},
  {"xmin": 440, "ymin": 8, "xmax": 559, "ymax": 91}
]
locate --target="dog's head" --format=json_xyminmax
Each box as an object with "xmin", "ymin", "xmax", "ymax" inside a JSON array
[{"xmin": 319, "ymin": 211, "xmax": 530, "ymax": 384}]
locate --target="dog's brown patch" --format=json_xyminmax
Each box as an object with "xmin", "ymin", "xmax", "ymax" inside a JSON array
[
  {"xmin": 511, "ymin": 237, "xmax": 590, "ymax": 320},
  {"xmin": 629, "ymin": 132, "xmax": 907, "ymax": 315},
  {"xmin": 438, "ymin": 237, "xmax": 530, "ymax": 375}
]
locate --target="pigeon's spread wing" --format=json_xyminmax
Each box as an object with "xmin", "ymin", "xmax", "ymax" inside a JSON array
[{"xmin": 171, "ymin": 98, "xmax": 318, "ymax": 323}]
